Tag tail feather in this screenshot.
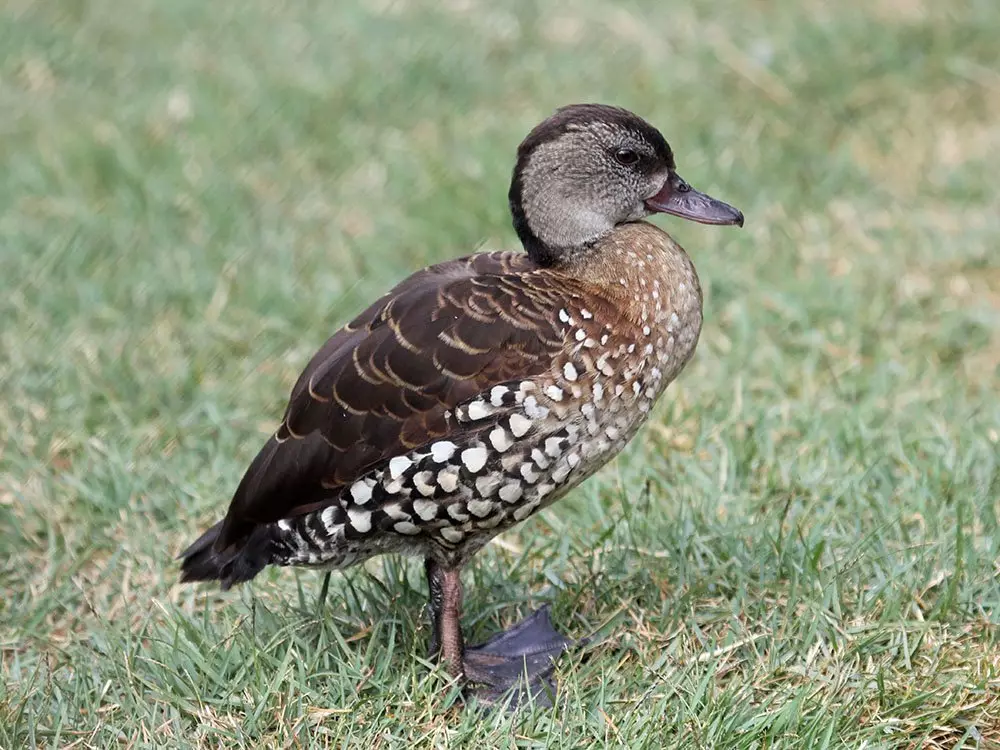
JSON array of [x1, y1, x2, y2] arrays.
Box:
[[179, 520, 274, 589]]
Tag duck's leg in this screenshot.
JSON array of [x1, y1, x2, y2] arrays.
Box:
[[424, 559, 575, 709]]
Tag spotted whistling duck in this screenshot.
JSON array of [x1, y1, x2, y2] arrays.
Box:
[[180, 103, 743, 708]]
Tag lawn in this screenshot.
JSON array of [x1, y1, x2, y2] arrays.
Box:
[[2, 0, 999, 747]]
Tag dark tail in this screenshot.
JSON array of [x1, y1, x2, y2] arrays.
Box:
[[178, 520, 274, 590]]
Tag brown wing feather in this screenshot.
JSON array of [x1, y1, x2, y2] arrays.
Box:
[[216, 251, 578, 550]]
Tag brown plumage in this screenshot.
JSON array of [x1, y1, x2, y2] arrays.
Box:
[[180, 103, 743, 708]]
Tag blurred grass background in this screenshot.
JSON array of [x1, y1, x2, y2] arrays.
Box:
[[2, 0, 999, 747]]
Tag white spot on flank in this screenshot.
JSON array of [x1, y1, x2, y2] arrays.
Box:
[[545, 437, 564, 457], [513, 500, 541, 521], [413, 471, 435, 497], [581, 309, 593, 319], [476, 474, 501, 497], [321, 507, 339, 533], [412, 499, 437, 521], [490, 385, 509, 406], [559, 308, 570, 323], [509, 413, 532, 438], [670, 312, 680, 329], [389, 455, 412, 479], [499, 483, 523, 504], [394, 521, 420, 535], [350, 481, 373, 505], [567, 453, 580, 468], [383, 503, 410, 520], [431, 441, 457, 462], [489, 427, 513, 452], [642, 326, 651, 336], [440, 527, 465, 543], [467, 499, 494, 518], [348, 509, 372, 533], [593, 383, 604, 401], [437, 469, 459, 493], [520, 463, 540, 483], [563, 362, 578, 381], [466, 400, 492, 421], [575, 329, 586, 341], [461, 446, 488, 473], [523, 396, 550, 420], [545, 385, 564, 401], [531, 448, 550, 468], [606, 426, 621, 440]]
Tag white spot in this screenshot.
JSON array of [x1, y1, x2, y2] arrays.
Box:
[[440, 527, 465, 543], [581, 309, 593, 319], [520, 463, 540, 483], [477, 514, 504, 529], [461, 446, 488, 472], [600, 334, 609, 345], [633, 381, 642, 394], [513, 500, 541, 521], [437, 469, 459, 493], [509, 413, 532, 438], [385, 479, 403, 494], [545, 385, 564, 401], [476, 474, 501, 497], [383, 504, 410, 520], [489, 427, 513, 452], [593, 383, 604, 401], [412, 499, 438, 521], [563, 362, 578, 381], [447, 504, 470, 522], [531, 448, 550, 469], [614, 384, 625, 397], [413, 471, 436, 497], [619, 278, 627, 286], [642, 326, 651, 336], [559, 308, 570, 323], [575, 329, 586, 341], [545, 437, 564, 457], [321, 507, 339, 533], [537, 483, 555, 498], [490, 385, 509, 406], [467, 400, 492, 421], [606, 426, 621, 440], [348, 509, 372, 533], [523, 396, 550, 420], [567, 453, 580, 468], [467, 499, 494, 518], [551, 464, 571, 483], [499, 483, 523, 504], [350, 481, 373, 505], [670, 312, 680, 328], [584, 338, 597, 348], [644, 344, 653, 355], [389, 456, 412, 479], [394, 521, 420, 535], [431, 441, 457, 462]]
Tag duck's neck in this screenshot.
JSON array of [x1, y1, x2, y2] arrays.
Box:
[[509, 168, 614, 268]]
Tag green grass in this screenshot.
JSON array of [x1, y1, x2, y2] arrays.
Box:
[[2, 0, 1000, 746]]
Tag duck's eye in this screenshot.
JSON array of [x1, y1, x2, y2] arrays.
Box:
[[614, 149, 639, 166]]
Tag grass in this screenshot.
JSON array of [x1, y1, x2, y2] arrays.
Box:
[[2, 0, 999, 746]]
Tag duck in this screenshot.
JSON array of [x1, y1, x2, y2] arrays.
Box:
[[180, 103, 743, 709]]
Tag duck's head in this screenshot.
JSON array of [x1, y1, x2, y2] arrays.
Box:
[[509, 103, 743, 266]]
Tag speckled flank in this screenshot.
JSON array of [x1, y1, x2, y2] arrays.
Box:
[[273, 222, 703, 570]]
